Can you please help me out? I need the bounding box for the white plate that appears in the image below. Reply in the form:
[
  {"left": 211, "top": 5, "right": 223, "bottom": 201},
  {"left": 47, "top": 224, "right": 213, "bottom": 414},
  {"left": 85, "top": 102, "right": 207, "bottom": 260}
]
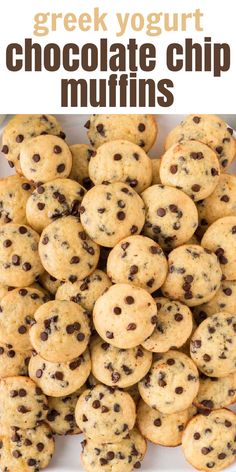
[{"left": 0, "top": 115, "right": 236, "bottom": 472}]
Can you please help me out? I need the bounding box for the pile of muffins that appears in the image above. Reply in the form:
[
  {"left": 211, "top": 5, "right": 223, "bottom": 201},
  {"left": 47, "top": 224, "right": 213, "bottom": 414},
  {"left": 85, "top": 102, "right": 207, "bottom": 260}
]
[{"left": 0, "top": 113, "right": 235, "bottom": 472}]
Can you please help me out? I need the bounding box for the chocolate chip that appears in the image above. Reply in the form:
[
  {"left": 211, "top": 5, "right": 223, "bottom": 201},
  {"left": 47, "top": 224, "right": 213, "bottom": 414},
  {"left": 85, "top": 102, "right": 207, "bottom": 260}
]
[
  {"left": 127, "top": 323, "right": 137, "bottom": 331},
  {"left": 130, "top": 225, "right": 138, "bottom": 234},
  {"left": 22, "top": 262, "right": 32, "bottom": 271},
  {"left": 225, "top": 420, "right": 232, "bottom": 427},
  {"left": 125, "top": 296, "right": 134, "bottom": 305},
  {"left": 3, "top": 239, "right": 12, "bottom": 247},
  {"left": 70, "top": 256, "right": 80, "bottom": 264},
  {"left": 121, "top": 242, "right": 129, "bottom": 250},
  {"left": 111, "top": 372, "right": 120, "bottom": 383},
  {"left": 96, "top": 124, "right": 104, "bottom": 135},
  {"left": 69, "top": 275, "right": 77, "bottom": 283},
  {"left": 220, "top": 195, "right": 229, "bottom": 202},
  {"left": 127, "top": 179, "right": 138, "bottom": 188},
  {"left": 200, "top": 447, "right": 211, "bottom": 456},
  {"left": 223, "top": 288, "right": 232, "bottom": 296},
  {"left": 190, "top": 152, "right": 204, "bottom": 160},
  {"left": 55, "top": 371, "right": 64, "bottom": 380},
  {"left": 194, "top": 432, "right": 201, "bottom": 440},
  {"left": 154, "top": 418, "right": 162, "bottom": 426},
  {"left": 37, "top": 442, "right": 44, "bottom": 451},
  {"left": 169, "top": 204, "right": 178, "bottom": 213},
  {"left": 59, "top": 131, "right": 66, "bottom": 139},
  {"left": 191, "top": 184, "right": 201, "bottom": 192},
  {"left": 130, "top": 265, "right": 138, "bottom": 275},
  {"left": 13, "top": 450, "right": 22, "bottom": 458},
  {"left": 206, "top": 463, "right": 215, "bottom": 469},
  {"left": 134, "top": 462, "right": 141, "bottom": 469},
  {"left": 22, "top": 182, "right": 31, "bottom": 191},
  {"left": 84, "top": 120, "right": 90, "bottom": 129},
  {"left": 149, "top": 246, "right": 159, "bottom": 254},
  {"left": 121, "top": 187, "right": 129, "bottom": 194},
  {"left": 101, "top": 343, "right": 109, "bottom": 351},
  {"left": 211, "top": 168, "right": 219, "bottom": 176},
  {"left": 158, "top": 378, "right": 167, "bottom": 387},
  {"left": 157, "top": 208, "right": 166, "bottom": 217},
  {"left": 184, "top": 292, "right": 193, "bottom": 300},
  {"left": 19, "top": 226, "right": 27, "bottom": 234},
  {"left": 12, "top": 254, "right": 20, "bottom": 265},
  {"left": 216, "top": 146, "right": 223, "bottom": 154},
  {"left": 193, "top": 116, "right": 201, "bottom": 123},
  {"left": 218, "top": 453, "right": 226, "bottom": 460},
  {"left": 201, "top": 400, "right": 214, "bottom": 409},
  {"left": 79, "top": 282, "right": 88, "bottom": 291},
  {"left": 215, "top": 248, "right": 224, "bottom": 257},
  {"left": 78, "top": 230, "right": 86, "bottom": 239},
  {"left": 66, "top": 324, "right": 75, "bottom": 334},
  {"left": 16, "top": 134, "right": 24, "bottom": 143},
  {"left": 175, "top": 387, "right": 183, "bottom": 394},
  {"left": 54, "top": 145, "right": 62, "bottom": 154},
  {"left": 40, "top": 332, "right": 48, "bottom": 341},
  {"left": 57, "top": 164, "right": 65, "bottom": 173},
  {"left": 170, "top": 165, "right": 178, "bottom": 174},
  {"left": 203, "top": 354, "right": 211, "bottom": 362},
  {"left": 114, "top": 403, "right": 120, "bottom": 412},
  {"left": 106, "top": 331, "right": 114, "bottom": 339},
  {"left": 73, "top": 322, "right": 81, "bottom": 331},
  {"left": 208, "top": 326, "right": 215, "bottom": 334},
  {"left": 1, "top": 145, "right": 9, "bottom": 154},
  {"left": 117, "top": 200, "right": 125, "bottom": 209},
  {"left": 117, "top": 211, "right": 125, "bottom": 220},
  {"left": 101, "top": 406, "right": 109, "bottom": 413},
  {"left": 7, "top": 350, "right": 15, "bottom": 358},
  {"left": 37, "top": 202, "right": 45, "bottom": 211},
  {"left": 69, "top": 359, "right": 81, "bottom": 370},
  {"left": 114, "top": 154, "right": 122, "bottom": 161},
  {"left": 105, "top": 451, "right": 114, "bottom": 461},
  {"left": 77, "top": 333, "right": 85, "bottom": 342},
  {"left": 185, "top": 275, "right": 193, "bottom": 283},
  {"left": 42, "top": 236, "right": 49, "bottom": 245},
  {"left": 32, "top": 154, "right": 40, "bottom": 162},
  {"left": 138, "top": 123, "right": 145, "bottom": 132},
  {"left": 18, "top": 325, "right": 27, "bottom": 334},
  {"left": 17, "top": 405, "right": 29, "bottom": 413},
  {"left": 36, "top": 369, "right": 43, "bottom": 378},
  {"left": 113, "top": 307, "right": 121, "bottom": 315},
  {"left": 92, "top": 400, "right": 100, "bottom": 409},
  {"left": 182, "top": 282, "right": 191, "bottom": 292}
]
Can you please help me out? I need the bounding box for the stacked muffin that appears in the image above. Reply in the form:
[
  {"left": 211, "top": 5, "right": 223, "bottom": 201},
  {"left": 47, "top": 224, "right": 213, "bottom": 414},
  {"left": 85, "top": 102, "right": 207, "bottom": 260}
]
[{"left": 0, "top": 113, "right": 235, "bottom": 472}]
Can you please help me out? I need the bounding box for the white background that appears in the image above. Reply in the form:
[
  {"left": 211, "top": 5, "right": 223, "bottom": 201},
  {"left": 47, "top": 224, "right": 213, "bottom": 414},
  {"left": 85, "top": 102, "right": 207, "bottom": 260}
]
[{"left": 0, "top": 0, "right": 235, "bottom": 113}]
